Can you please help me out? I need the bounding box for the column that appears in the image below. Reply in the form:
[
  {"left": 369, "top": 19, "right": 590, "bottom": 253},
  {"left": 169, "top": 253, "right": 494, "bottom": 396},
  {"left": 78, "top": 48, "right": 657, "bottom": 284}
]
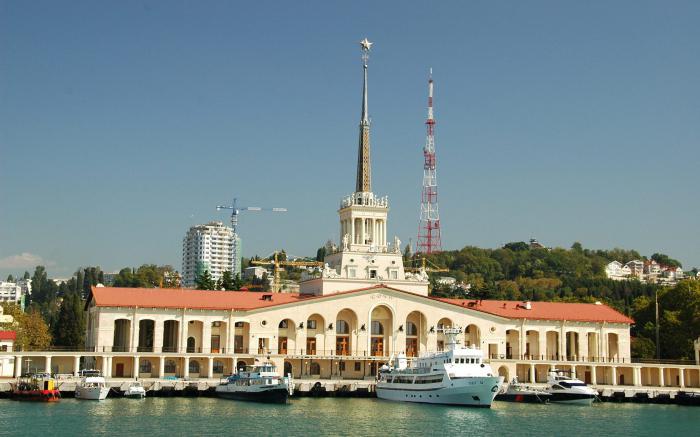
[
  {"left": 73, "top": 356, "right": 81, "bottom": 376},
  {"left": 208, "top": 357, "right": 214, "bottom": 379},
  {"left": 633, "top": 367, "right": 641, "bottom": 387},
  {"left": 571, "top": 366, "right": 577, "bottom": 379},
  {"left": 159, "top": 356, "right": 165, "bottom": 378},
  {"left": 45, "top": 355, "right": 52, "bottom": 374},
  {"left": 14, "top": 356, "right": 22, "bottom": 377},
  {"left": 184, "top": 357, "right": 190, "bottom": 379},
  {"left": 179, "top": 312, "right": 187, "bottom": 353},
  {"left": 105, "top": 357, "right": 112, "bottom": 378},
  {"left": 101, "top": 355, "right": 109, "bottom": 376},
  {"left": 226, "top": 314, "right": 234, "bottom": 353},
  {"left": 611, "top": 366, "right": 617, "bottom": 386},
  {"left": 131, "top": 313, "right": 139, "bottom": 352},
  {"left": 679, "top": 368, "right": 685, "bottom": 388},
  {"left": 579, "top": 332, "right": 588, "bottom": 361},
  {"left": 202, "top": 322, "right": 212, "bottom": 354},
  {"left": 132, "top": 356, "right": 139, "bottom": 378},
  {"left": 590, "top": 365, "right": 597, "bottom": 385},
  {"left": 538, "top": 332, "right": 547, "bottom": 360},
  {"left": 530, "top": 364, "right": 536, "bottom": 383},
  {"left": 659, "top": 367, "right": 665, "bottom": 387},
  {"left": 154, "top": 319, "right": 164, "bottom": 353}
]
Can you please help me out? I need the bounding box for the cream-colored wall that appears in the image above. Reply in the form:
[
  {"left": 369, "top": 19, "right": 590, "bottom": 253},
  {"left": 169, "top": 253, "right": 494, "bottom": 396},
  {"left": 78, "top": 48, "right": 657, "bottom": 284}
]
[{"left": 89, "top": 287, "right": 631, "bottom": 361}]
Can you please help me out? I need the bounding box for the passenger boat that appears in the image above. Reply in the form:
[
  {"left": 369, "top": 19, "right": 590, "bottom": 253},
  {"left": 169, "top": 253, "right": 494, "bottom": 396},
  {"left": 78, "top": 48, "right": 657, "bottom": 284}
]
[
  {"left": 545, "top": 369, "right": 597, "bottom": 405},
  {"left": 215, "top": 363, "right": 293, "bottom": 403},
  {"left": 376, "top": 328, "right": 503, "bottom": 407},
  {"left": 124, "top": 381, "right": 146, "bottom": 399},
  {"left": 12, "top": 374, "right": 61, "bottom": 402},
  {"left": 495, "top": 377, "right": 551, "bottom": 403},
  {"left": 75, "top": 370, "right": 110, "bottom": 400}
]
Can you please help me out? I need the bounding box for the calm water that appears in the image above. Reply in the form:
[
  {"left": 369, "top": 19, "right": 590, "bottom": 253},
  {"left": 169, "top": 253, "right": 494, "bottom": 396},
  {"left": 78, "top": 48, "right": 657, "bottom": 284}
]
[{"left": 1, "top": 397, "right": 697, "bottom": 436}]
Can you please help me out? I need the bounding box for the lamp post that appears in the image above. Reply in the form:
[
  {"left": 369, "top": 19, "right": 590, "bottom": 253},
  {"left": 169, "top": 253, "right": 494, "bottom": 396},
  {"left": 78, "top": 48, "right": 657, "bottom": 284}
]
[{"left": 655, "top": 289, "right": 661, "bottom": 360}]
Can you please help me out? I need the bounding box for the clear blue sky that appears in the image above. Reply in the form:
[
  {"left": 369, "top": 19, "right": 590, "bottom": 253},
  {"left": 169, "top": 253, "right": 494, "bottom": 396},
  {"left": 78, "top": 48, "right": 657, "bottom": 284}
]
[{"left": 1, "top": 0, "right": 698, "bottom": 277}]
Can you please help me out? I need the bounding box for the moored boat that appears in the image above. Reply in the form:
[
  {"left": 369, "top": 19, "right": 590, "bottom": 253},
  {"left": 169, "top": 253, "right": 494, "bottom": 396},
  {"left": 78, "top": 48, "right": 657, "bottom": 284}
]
[
  {"left": 12, "top": 374, "right": 61, "bottom": 402},
  {"left": 75, "top": 370, "right": 110, "bottom": 400},
  {"left": 215, "top": 363, "right": 293, "bottom": 403},
  {"left": 495, "top": 377, "right": 551, "bottom": 403},
  {"left": 545, "top": 369, "right": 597, "bottom": 405},
  {"left": 124, "top": 381, "right": 146, "bottom": 399},
  {"left": 375, "top": 328, "right": 503, "bottom": 407}
]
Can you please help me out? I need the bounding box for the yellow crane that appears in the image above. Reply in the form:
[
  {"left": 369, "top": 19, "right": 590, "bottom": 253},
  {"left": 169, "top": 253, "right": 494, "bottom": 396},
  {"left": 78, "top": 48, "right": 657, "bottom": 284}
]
[
  {"left": 251, "top": 251, "right": 324, "bottom": 292},
  {"left": 405, "top": 256, "right": 449, "bottom": 274}
]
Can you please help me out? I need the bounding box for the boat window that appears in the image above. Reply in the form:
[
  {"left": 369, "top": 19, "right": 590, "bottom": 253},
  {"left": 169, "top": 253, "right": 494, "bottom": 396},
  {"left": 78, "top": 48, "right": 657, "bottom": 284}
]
[{"left": 551, "top": 384, "right": 565, "bottom": 390}]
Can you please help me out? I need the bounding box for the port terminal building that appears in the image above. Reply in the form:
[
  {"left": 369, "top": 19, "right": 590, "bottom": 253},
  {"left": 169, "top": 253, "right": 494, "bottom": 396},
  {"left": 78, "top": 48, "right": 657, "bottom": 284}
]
[{"left": 2, "top": 40, "right": 699, "bottom": 393}]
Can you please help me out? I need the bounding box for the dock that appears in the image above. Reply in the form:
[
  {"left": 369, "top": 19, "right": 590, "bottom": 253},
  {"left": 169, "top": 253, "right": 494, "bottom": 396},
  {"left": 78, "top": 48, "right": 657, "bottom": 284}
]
[{"left": 2, "top": 376, "right": 698, "bottom": 404}]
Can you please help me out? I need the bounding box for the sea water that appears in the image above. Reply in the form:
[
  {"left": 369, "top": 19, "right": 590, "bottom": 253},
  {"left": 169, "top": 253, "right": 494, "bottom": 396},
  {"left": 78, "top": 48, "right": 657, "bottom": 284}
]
[{"left": 1, "top": 397, "right": 697, "bottom": 436}]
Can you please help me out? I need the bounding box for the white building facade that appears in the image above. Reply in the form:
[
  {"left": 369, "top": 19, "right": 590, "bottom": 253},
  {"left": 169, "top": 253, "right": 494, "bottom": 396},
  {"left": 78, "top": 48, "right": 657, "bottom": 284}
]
[
  {"left": 0, "top": 279, "right": 31, "bottom": 309},
  {"left": 181, "top": 221, "right": 234, "bottom": 288}
]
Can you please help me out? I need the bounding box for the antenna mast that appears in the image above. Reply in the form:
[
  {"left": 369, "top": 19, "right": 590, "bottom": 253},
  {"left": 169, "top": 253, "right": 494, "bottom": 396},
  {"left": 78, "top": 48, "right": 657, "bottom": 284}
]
[{"left": 417, "top": 69, "right": 442, "bottom": 254}]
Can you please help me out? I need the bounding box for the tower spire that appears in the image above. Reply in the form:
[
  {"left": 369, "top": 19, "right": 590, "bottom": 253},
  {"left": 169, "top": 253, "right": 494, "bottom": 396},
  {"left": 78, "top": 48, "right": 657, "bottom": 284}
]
[
  {"left": 356, "top": 38, "right": 373, "bottom": 193},
  {"left": 417, "top": 69, "right": 442, "bottom": 254}
]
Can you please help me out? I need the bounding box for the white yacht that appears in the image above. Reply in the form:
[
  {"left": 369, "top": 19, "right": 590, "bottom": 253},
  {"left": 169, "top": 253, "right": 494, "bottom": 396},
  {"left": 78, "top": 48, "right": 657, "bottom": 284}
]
[
  {"left": 545, "top": 369, "right": 597, "bottom": 405},
  {"left": 376, "top": 328, "right": 503, "bottom": 407},
  {"left": 216, "top": 363, "right": 294, "bottom": 403},
  {"left": 75, "top": 370, "right": 110, "bottom": 400},
  {"left": 124, "top": 381, "right": 146, "bottom": 399}
]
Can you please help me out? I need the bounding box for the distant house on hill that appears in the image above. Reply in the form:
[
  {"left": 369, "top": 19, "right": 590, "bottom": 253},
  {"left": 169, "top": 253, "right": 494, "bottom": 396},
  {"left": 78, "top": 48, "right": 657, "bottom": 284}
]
[{"left": 605, "top": 261, "right": 631, "bottom": 281}]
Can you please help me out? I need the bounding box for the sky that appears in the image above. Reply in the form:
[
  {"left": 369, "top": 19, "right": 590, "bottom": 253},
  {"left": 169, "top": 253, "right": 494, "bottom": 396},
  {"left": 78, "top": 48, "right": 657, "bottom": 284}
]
[{"left": 1, "top": 0, "right": 698, "bottom": 278}]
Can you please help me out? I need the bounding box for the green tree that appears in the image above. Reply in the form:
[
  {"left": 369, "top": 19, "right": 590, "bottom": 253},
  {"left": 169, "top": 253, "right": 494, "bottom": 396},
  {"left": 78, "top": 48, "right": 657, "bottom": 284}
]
[
  {"left": 0, "top": 303, "right": 52, "bottom": 351},
  {"left": 219, "top": 271, "right": 235, "bottom": 290},
  {"left": 53, "top": 292, "right": 86, "bottom": 349},
  {"left": 23, "top": 271, "right": 30, "bottom": 280},
  {"left": 196, "top": 270, "right": 215, "bottom": 290},
  {"left": 233, "top": 273, "right": 244, "bottom": 290},
  {"left": 6, "top": 274, "right": 14, "bottom": 282},
  {"left": 651, "top": 253, "right": 682, "bottom": 268},
  {"left": 316, "top": 246, "right": 327, "bottom": 262}
]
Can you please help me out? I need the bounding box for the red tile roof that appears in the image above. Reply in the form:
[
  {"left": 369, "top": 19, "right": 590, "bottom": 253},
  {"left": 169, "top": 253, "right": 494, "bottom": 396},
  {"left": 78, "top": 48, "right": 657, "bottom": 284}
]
[
  {"left": 432, "top": 298, "right": 634, "bottom": 324},
  {"left": 89, "top": 286, "right": 315, "bottom": 311},
  {"left": 0, "top": 331, "right": 17, "bottom": 341},
  {"left": 89, "top": 286, "right": 633, "bottom": 324}
]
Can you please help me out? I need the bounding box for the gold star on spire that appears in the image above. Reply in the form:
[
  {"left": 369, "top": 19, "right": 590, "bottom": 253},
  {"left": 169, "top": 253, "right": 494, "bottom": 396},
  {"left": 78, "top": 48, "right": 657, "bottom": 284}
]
[{"left": 360, "top": 38, "right": 373, "bottom": 51}]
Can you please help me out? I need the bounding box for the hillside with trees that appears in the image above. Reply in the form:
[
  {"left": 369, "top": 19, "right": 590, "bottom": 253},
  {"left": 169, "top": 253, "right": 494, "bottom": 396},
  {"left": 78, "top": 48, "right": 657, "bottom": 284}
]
[{"left": 415, "top": 242, "right": 697, "bottom": 360}]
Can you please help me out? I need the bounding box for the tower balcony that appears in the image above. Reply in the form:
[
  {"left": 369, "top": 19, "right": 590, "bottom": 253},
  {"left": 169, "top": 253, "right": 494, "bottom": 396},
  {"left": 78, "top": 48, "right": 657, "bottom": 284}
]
[{"left": 340, "top": 192, "right": 388, "bottom": 209}]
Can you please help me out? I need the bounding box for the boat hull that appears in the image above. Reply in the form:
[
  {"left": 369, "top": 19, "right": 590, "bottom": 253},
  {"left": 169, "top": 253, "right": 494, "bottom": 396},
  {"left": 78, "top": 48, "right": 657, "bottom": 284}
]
[
  {"left": 376, "top": 376, "right": 502, "bottom": 407},
  {"left": 216, "top": 387, "right": 289, "bottom": 404},
  {"left": 548, "top": 392, "right": 595, "bottom": 405},
  {"left": 12, "top": 390, "right": 61, "bottom": 402},
  {"left": 496, "top": 393, "right": 551, "bottom": 403},
  {"left": 125, "top": 392, "right": 146, "bottom": 399},
  {"left": 75, "top": 386, "right": 110, "bottom": 400}
]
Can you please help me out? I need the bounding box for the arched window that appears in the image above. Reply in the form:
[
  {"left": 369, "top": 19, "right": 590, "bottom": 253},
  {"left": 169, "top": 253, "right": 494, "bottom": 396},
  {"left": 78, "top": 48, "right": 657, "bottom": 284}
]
[
  {"left": 284, "top": 361, "right": 293, "bottom": 376},
  {"left": 139, "top": 359, "right": 152, "bottom": 373},
  {"left": 371, "top": 321, "right": 384, "bottom": 336},
  {"left": 309, "top": 362, "right": 320, "bottom": 375},
  {"left": 213, "top": 360, "right": 224, "bottom": 374},
  {"left": 279, "top": 320, "right": 288, "bottom": 329},
  {"left": 164, "top": 359, "right": 176, "bottom": 373},
  {"left": 237, "top": 361, "right": 247, "bottom": 372},
  {"left": 406, "top": 322, "right": 418, "bottom": 336},
  {"left": 336, "top": 320, "right": 350, "bottom": 335},
  {"left": 187, "top": 337, "right": 196, "bottom": 353},
  {"left": 189, "top": 360, "right": 200, "bottom": 374}
]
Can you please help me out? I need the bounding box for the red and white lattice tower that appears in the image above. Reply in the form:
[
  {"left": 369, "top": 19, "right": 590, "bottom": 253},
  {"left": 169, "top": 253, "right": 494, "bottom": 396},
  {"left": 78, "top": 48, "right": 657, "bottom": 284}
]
[{"left": 417, "top": 70, "right": 442, "bottom": 254}]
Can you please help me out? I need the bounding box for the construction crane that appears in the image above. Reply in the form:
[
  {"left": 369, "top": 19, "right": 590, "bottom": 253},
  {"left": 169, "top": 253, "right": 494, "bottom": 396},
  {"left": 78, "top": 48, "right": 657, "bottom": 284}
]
[
  {"left": 251, "top": 251, "right": 324, "bottom": 293},
  {"left": 405, "top": 255, "right": 449, "bottom": 274},
  {"left": 216, "top": 198, "right": 287, "bottom": 277}
]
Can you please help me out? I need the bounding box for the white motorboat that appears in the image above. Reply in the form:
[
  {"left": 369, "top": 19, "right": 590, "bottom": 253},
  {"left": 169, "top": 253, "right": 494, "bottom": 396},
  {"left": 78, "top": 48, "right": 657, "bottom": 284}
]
[
  {"left": 376, "top": 328, "right": 503, "bottom": 407},
  {"left": 124, "top": 381, "right": 146, "bottom": 399},
  {"left": 215, "top": 363, "right": 294, "bottom": 403},
  {"left": 545, "top": 369, "right": 597, "bottom": 405},
  {"left": 75, "top": 370, "right": 110, "bottom": 400}
]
